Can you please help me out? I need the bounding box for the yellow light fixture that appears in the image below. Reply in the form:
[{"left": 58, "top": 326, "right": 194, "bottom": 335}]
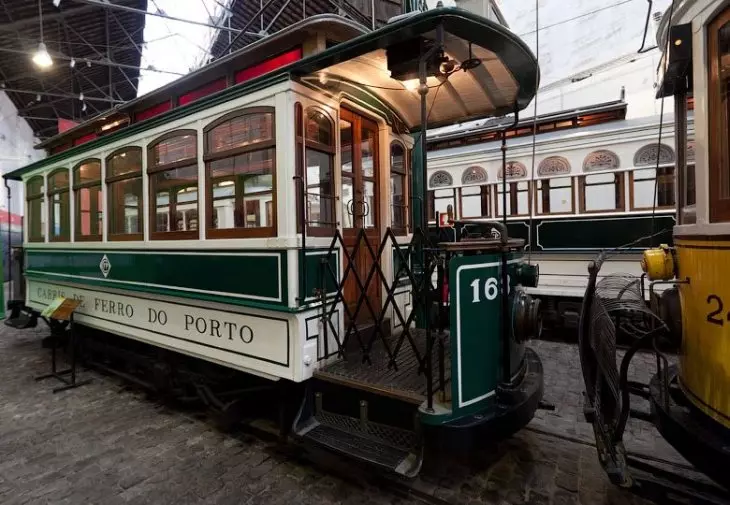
[{"left": 32, "top": 42, "right": 53, "bottom": 69}]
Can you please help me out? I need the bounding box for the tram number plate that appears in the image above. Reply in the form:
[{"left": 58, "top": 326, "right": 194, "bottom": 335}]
[{"left": 706, "top": 294, "right": 728, "bottom": 326}]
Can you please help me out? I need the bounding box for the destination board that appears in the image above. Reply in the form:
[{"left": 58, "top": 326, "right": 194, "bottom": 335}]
[{"left": 28, "top": 281, "right": 292, "bottom": 376}]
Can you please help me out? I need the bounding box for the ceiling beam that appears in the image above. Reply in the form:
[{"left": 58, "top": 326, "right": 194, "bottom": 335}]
[
  {"left": 0, "top": 46, "right": 184, "bottom": 76},
  {"left": 70, "top": 0, "right": 241, "bottom": 33},
  {"left": 0, "top": 0, "right": 138, "bottom": 33},
  {"left": 0, "top": 87, "right": 123, "bottom": 103}
]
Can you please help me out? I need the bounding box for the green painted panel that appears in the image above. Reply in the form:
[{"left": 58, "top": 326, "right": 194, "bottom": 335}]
[
  {"left": 299, "top": 249, "right": 339, "bottom": 304},
  {"left": 25, "top": 249, "right": 286, "bottom": 305}
]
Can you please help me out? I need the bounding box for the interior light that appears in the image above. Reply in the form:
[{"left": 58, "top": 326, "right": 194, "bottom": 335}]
[
  {"left": 81, "top": 102, "right": 87, "bottom": 112},
  {"left": 101, "top": 119, "right": 124, "bottom": 131},
  {"left": 79, "top": 92, "right": 84, "bottom": 101},
  {"left": 674, "top": 39, "right": 682, "bottom": 46},
  {"left": 318, "top": 72, "right": 328, "bottom": 85},
  {"left": 32, "top": 42, "right": 53, "bottom": 69},
  {"left": 218, "top": 181, "right": 234, "bottom": 187},
  {"left": 69, "top": 58, "right": 76, "bottom": 68}
]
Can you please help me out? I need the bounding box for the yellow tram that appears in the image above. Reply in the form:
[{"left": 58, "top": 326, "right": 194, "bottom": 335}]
[{"left": 580, "top": 0, "right": 730, "bottom": 494}]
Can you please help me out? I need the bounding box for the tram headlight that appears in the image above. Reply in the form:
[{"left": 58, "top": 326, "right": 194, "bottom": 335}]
[
  {"left": 641, "top": 244, "right": 675, "bottom": 281},
  {"left": 512, "top": 291, "right": 542, "bottom": 343}
]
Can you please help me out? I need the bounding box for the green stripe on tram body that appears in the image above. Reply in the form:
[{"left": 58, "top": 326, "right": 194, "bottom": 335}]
[{"left": 24, "top": 248, "right": 290, "bottom": 310}]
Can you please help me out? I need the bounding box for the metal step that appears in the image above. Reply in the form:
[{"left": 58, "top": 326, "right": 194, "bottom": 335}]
[{"left": 296, "top": 408, "right": 422, "bottom": 477}]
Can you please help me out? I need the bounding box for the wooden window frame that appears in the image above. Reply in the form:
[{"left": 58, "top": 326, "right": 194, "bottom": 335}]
[
  {"left": 390, "top": 140, "right": 409, "bottom": 235},
  {"left": 26, "top": 175, "right": 45, "bottom": 243},
  {"left": 429, "top": 187, "right": 457, "bottom": 222},
  {"left": 73, "top": 158, "right": 102, "bottom": 242},
  {"left": 47, "top": 168, "right": 71, "bottom": 242},
  {"left": 534, "top": 177, "right": 575, "bottom": 215},
  {"left": 204, "top": 107, "right": 277, "bottom": 239},
  {"left": 578, "top": 172, "right": 625, "bottom": 213},
  {"left": 296, "top": 104, "right": 336, "bottom": 237},
  {"left": 147, "top": 129, "right": 199, "bottom": 240},
  {"left": 708, "top": 7, "right": 730, "bottom": 221},
  {"left": 495, "top": 181, "right": 531, "bottom": 217},
  {"left": 459, "top": 184, "right": 491, "bottom": 219},
  {"left": 628, "top": 166, "right": 676, "bottom": 211},
  {"left": 106, "top": 146, "right": 143, "bottom": 241}
]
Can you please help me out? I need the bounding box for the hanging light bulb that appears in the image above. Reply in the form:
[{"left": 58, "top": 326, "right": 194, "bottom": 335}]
[
  {"left": 69, "top": 58, "right": 76, "bottom": 68},
  {"left": 32, "top": 42, "right": 53, "bottom": 68},
  {"left": 81, "top": 102, "right": 87, "bottom": 112},
  {"left": 78, "top": 92, "right": 84, "bottom": 101},
  {"left": 86, "top": 61, "right": 91, "bottom": 68},
  {"left": 36, "top": 94, "right": 41, "bottom": 102}
]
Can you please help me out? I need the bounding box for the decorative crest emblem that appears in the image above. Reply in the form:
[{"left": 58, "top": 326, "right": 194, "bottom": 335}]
[{"left": 99, "top": 254, "right": 112, "bottom": 278}]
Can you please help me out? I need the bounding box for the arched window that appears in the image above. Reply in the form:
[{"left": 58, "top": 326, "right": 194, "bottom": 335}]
[
  {"left": 204, "top": 108, "right": 275, "bottom": 238},
  {"left": 537, "top": 156, "right": 571, "bottom": 177},
  {"left": 633, "top": 143, "right": 675, "bottom": 167},
  {"left": 148, "top": 130, "right": 198, "bottom": 240},
  {"left": 630, "top": 144, "right": 675, "bottom": 210},
  {"left": 427, "top": 170, "right": 455, "bottom": 222},
  {"left": 459, "top": 167, "right": 490, "bottom": 218},
  {"left": 296, "top": 105, "right": 335, "bottom": 234},
  {"left": 583, "top": 150, "right": 620, "bottom": 172},
  {"left": 106, "top": 147, "right": 143, "bottom": 239},
  {"left": 73, "top": 159, "right": 102, "bottom": 241},
  {"left": 26, "top": 176, "right": 45, "bottom": 242},
  {"left": 47, "top": 168, "right": 70, "bottom": 241},
  {"left": 391, "top": 141, "right": 409, "bottom": 231},
  {"left": 429, "top": 170, "right": 453, "bottom": 188}
]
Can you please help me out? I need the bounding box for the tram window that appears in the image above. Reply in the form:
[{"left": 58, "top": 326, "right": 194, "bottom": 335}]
[
  {"left": 204, "top": 108, "right": 276, "bottom": 238},
  {"left": 536, "top": 177, "right": 573, "bottom": 214},
  {"left": 496, "top": 182, "right": 530, "bottom": 217},
  {"left": 47, "top": 168, "right": 70, "bottom": 241},
  {"left": 26, "top": 176, "right": 45, "bottom": 242},
  {"left": 686, "top": 164, "right": 696, "bottom": 206},
  {"left": 460, "top": 185, "right": 490, "bottom": 218},
  {"left": 73, "top": 159, "right": 102, "bottom": 241},
  {"left": 391, "top": 142, "right": 409, "bottom": 232},
  {"left": 106, "top": 147, "right": 143, "bottom": 240},
  {"left": 298, "top": 107, "right": 335, "bottom": 234},
  {"left": 630, "top": 167, "right": 675, "bottom": 209},
  {"left": 148, "top": 131, "right": 199, "bottom": 240},
  {"left": 428, "top": 188, "right": 456, "bottom": 221},
  {"left": 708, "top": 10, "right": 730, "bottom": 221},
  {"left": 579, "top": 172, "right": 624, "bottom": 213}
]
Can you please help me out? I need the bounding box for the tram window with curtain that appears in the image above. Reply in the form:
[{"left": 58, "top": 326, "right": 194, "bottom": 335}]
[
  {"left": 496, "top": 181, "right": 530, "bottom": 216},
  {"left": 391, "top": 142, "right": 409, "bottom": 232},
  {"left": 26, "top": 176, "right": 45, "bottom": 242},
  {"left": 106, "top": 147, "right": 143, "bottom": 240},
  {"left": 460, "top": 186, "right": 490, "bottom": 218},
  {"left": 73, "top": 159, "right": 102, "bottom": 241},
  {"left": 297, "top": 107, "right": 335, "bottom": 234},
  {"left": 535, "top": 177, "right": 573, "bottom": 214},
  {"left": 630, "top": 167, "right": 675, "bottom": 209},
  {"left": 204, "top": 108, "right": 276, "bottom": 238},
  {"left": 579, "top": 173, "right": 624, "bottom": 212},
  {"left": 47, "top": 168, "right": 70, "bottom": 241},
  {"left": 148, "top": 130, "right": 199, "bottom": 240},
  {"left": 709, "top": 9, "right": 730, "bottom": 221}
]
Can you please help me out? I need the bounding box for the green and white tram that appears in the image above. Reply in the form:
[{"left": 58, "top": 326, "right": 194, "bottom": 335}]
[{"left": 5, "top": 8, "right": 544, "bottom": 475}]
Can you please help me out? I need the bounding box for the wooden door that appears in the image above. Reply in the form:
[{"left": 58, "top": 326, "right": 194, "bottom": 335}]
[{"left": 340, "top": 108, "right": 381, "bottom": 322}]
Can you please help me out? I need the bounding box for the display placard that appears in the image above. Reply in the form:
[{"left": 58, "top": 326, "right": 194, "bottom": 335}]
[{"left": 40, "top": 297, "right": 81, "bottom": 321}]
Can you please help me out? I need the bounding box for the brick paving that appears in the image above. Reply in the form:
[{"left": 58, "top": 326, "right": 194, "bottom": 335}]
[{"left": 0, "top": 319, "right": 694, "bottom": 504}]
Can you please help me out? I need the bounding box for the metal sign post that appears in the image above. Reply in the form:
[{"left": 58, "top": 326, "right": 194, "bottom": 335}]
[{"left": 35, "top": 297, "right": 91, "bottom": 393}]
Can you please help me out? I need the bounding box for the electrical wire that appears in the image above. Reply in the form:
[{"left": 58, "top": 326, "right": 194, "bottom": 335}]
[
  {"left": 517, "top": 0, "right": 634, "bottom": 37},
  {"left": 527, "top": 0, "right": 539, "bottom": 264},
  {"left": 650, "top": 0, "right": 677, "bottom": 246}
]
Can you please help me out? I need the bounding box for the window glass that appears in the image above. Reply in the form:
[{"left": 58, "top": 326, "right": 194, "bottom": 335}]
[
  {"left": 47, "top": 170, "right": 70, "bottom": 241},
  {"left": 74, "top": 160, "right": 102, "bottom": 240},
  {"left": 74, "top": 160, "right": 101, "bottom": 184},
  {"left": 306, "top": 110, "right": 333, "bottom": 146},
  {"left": 391, "top": 143, "right": 408, "bottom": 229},
  {"left": 496, "top": 182, "right": 529, "bottom": 216},
  {"left": 461, "top": 185, "right": 490, "bottom": 218},
  {"left": 583, "top": 173, "right": 621, "bottom": 212},
  {"left": 151, "top": 133, "right": 196, "bottom": 166},
  {"left": 151, "top": 164, "right": 198, "bottom": 233},
  {"left": 209, "top": 148, "right": 274, "bottom": 230},
  {"left": 632, "top": 167, "right": 675, "bottom": 208},
  {"left": 537, "top": 177, "right": 572, "bottom": 214},
  {"left": 49, "top": 170, "right": 69, "bottom": 191},
  {"left": 208, "top": 112, "right": 273, "bottom": 154},
  {"left": 686, "top": 164, "right": 696, "bottom": 206},
  {"left": 27, "top": 176, "right": 45, "bottom": 242},
  {"left": 306, "top": 149, "right": 335, "bottom": 228},
  {"left": 432, "top": 188, "right": 456, "bottom": 220},
  {"left": 108, "top": 178, "right": 142, "bottom": 235},
  {"left": 107, "top": 148, "right": 142, "bottom": 177}
]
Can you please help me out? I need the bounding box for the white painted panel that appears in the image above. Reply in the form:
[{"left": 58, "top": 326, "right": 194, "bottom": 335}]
[{"left": 27, "top": 280, "right": 293, "bottom": 379}]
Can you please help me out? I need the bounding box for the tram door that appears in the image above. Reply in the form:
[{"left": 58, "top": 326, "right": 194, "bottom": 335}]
[{"left": 340, "top": 108, "right": 381, "bottom": 322}]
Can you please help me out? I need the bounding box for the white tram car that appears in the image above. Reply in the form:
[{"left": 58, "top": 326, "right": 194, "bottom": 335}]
[{"left": 5, "top": 9, "right": 545, "bottom": 475}]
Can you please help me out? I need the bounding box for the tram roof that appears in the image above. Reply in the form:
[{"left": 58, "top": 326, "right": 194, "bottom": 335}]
[{"left": 5, "top": 7, "right": 538, "bottom": 181}]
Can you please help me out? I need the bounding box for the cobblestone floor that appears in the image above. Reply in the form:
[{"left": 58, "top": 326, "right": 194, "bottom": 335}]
[{"left": 0, "top": 321, "right": 694, "bottom": 505}]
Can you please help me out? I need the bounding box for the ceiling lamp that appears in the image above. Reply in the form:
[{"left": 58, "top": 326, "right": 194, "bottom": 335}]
[
  {"left": 32, "top": 0, "right": 52, "bottom": 69},
  {"left": 32, "top": 42, "right": 53, "bottom": 69},
  {"left": 69, "top": 58, "right": 76, "bottom": 68}
]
